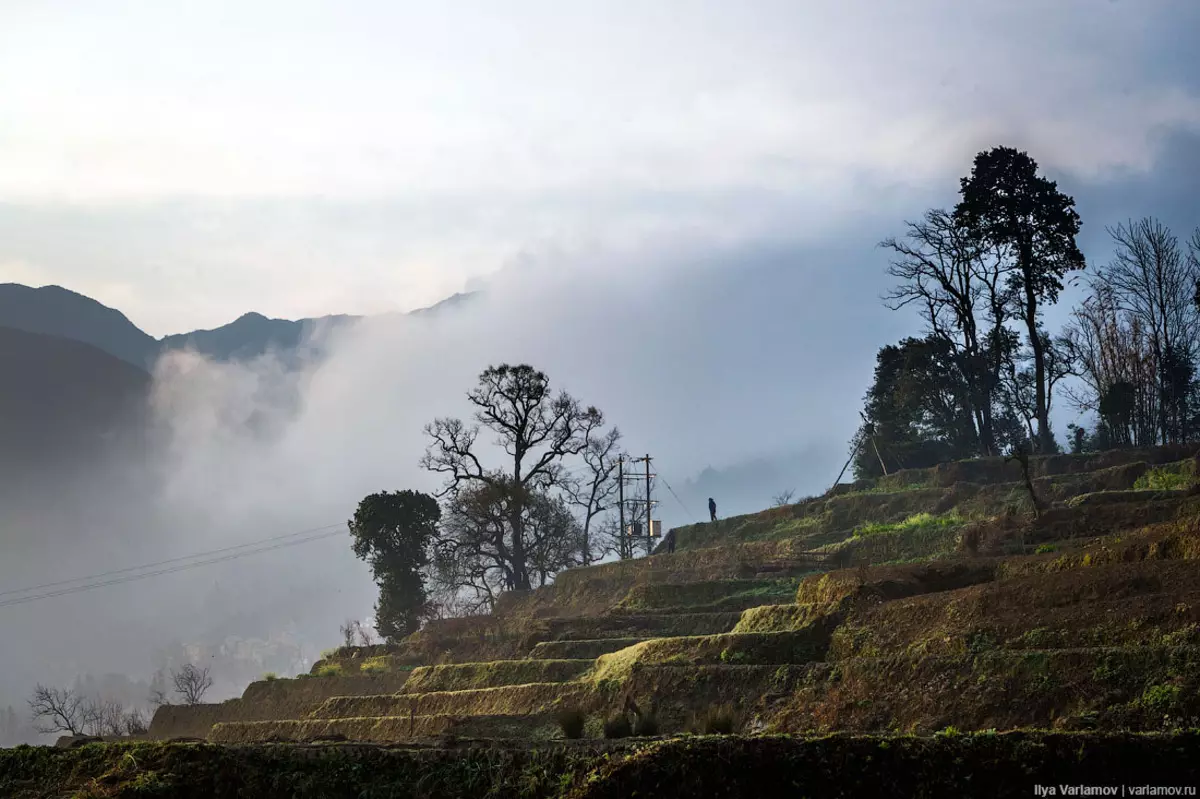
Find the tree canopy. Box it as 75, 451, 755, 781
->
348, 489, 441, 641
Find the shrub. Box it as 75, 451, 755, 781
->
556, 708, 587, 740
360, 657, 389, 674
692, 705, 738, 735
603, 714, 633, 739
262, 672, 278, 682
633, 711, 660, 737
1035, 544, 1057, 554
314, 663, 344, 677
1141, 684, 1181, 712
1135, 462, 1195, 491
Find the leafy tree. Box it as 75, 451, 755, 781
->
421, 364, 602, 592
854, 336, 979, 478
348, 489, 440, 641
1099, 381, 1138, 448
954, 146, 1085, 453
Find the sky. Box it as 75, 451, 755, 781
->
2, 1, 1199, 335
2, 0, 1200, 736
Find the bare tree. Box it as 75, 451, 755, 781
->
83, 699, 128, 737
171, 664, 212, 706
433, 482, 583, 611
422, 364, 603, 591
124, 707, 149, 736
1063, 283, 1160, 447
355, 621, 377, 647
565, 427, 623, 566
1094, 218, 1199, 444
28, 685, 86, 736
881, 207, 1015, 455
771, 489, 796, 507
339, 620, 358, 648
148, 669, 171, 709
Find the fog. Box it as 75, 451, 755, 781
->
0, 226, 916, 738
4, 130, 1200, 743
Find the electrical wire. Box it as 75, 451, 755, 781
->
657, 474, 695, 520
0, 527, 346, 609
0, 522, 345, 599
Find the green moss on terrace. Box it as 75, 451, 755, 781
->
7, 733, 1200, 799
401, 659, 594, 694
529, 638, 650, 660
543, 612, 741, 641
767, 645, 1200, 734
615, 578, 799, 612
308, 682, 596, 720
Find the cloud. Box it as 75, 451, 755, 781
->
4, 0, 1200, 734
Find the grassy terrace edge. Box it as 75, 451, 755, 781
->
4, 732, 1200, 798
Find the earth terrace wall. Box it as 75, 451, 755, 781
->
10, 734, 1200, 799
147, 673, 412, 740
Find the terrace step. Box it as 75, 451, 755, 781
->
308, 682, 595, 720
209, 713, 559, 744
400, 659, 594, 694
529, 638, 649, 660
544, 612, 740, 641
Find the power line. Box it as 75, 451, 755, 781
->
0, 522, 345, 599
0, 527, 346, 609
657, 474, 695, 521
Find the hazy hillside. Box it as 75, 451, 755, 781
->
0, 283, 158, 368
0, 326, 150, 487
0, 283, 481, 371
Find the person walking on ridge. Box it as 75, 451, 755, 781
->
708, 497, 717, 523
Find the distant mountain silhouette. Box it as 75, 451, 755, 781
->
157, 311, 362, 364
407, 292, 477, 317
0, 283, 480, 369
0, 325, 151, 488
0, 284, 159, 368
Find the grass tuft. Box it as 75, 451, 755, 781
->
555, 708, 587, 739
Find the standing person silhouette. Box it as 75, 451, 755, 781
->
708, 497, 717, 522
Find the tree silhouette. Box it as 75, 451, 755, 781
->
955, 146, 1085, 453
421, 364, 602, 591
348, 490, 441, 641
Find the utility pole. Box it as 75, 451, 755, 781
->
644, 453, 652, 557
617, 456, 627, 560
627, 455, 655, 557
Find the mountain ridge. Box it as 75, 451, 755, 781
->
0, 283, 479, 368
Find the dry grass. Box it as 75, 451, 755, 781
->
209, 713, 561, 744
583, 631, 828, 690
308, 682, 598, 720
544, 612, 741, 642
827, 559, 1200, 660
529, 638, 651, 660
147, 673, 413, 740
733, 603, 840, 633
401, 659, 594, 694
768, 645, 1200, 734
616, 579, 796, 612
